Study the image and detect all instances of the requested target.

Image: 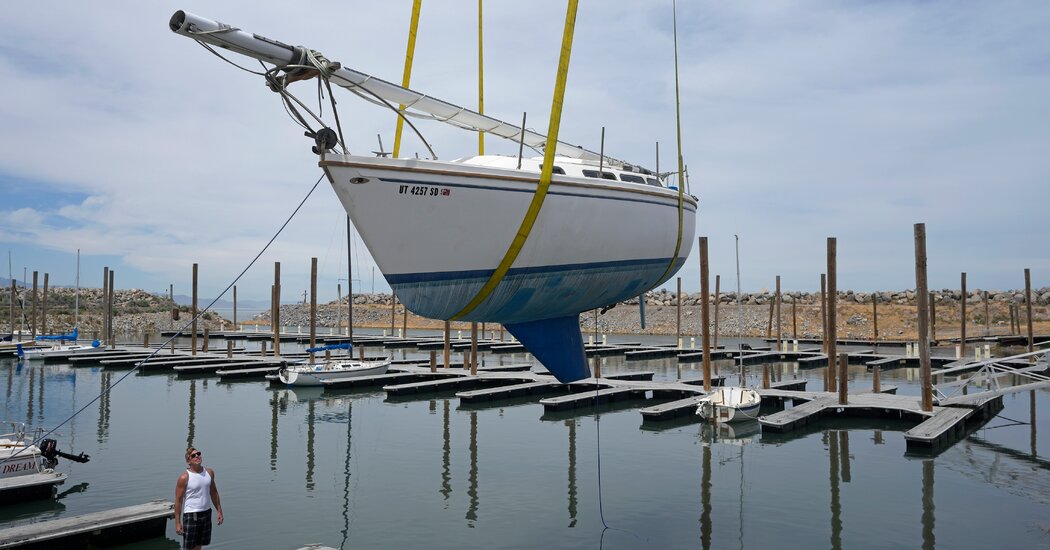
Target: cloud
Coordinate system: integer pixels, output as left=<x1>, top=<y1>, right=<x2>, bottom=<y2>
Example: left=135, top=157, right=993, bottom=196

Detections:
left=1, top=1, right=1048, bottom=300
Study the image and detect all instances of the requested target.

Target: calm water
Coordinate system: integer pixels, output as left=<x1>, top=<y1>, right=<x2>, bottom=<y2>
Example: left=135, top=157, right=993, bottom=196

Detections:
left=2, top=333, right=1048, bottom=549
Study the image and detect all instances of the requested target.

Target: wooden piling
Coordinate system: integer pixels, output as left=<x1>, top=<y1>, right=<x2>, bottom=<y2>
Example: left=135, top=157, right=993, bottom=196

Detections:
left=202, top=328, right=209, bottom=353
left=41, top=273, right=48, bottom=336
left=30, top=271, right=37, bottom=340
left=676, top=277, right=682, bottom=348
left=227, top=340, right=233, bottom=359
left=430, top=350, right=437, bottom=373
left=443, top=320, right=451, bottom=368
left=873, top=366, right=881, bottom=393
left=820, top=274, right=827, bottom=354
left=402, top=305, right=408, bottom=338
left=102, top=267, right=108, bottom=345
left=143, top=332, right=149, bottom=348
left=713, top=275, right=720, bottom=350
left=309, top=257, right=317, bottom=365
left=191, top=264, right=198, bottom=357
left=107, top=269, right=115, bottom=348
left=699, top=237, right=712, bottom=392
left=838, top=353, right=848, bottom=405
left=595, top=354, right=602, bottom=379
left=261, top=340, right=268, bottom=357
left=872, top=292, right=879, bottom=342
left=792, top=298, right=797, bottom=340
left=983, top=290, right=990, bottom=337
left=959, top=272, right=967, bottom=359
left=1025, top=268, right=1035, bottom=358
left=766, top=295, right=774, bottom=338
left=762, top=365, right=770, bottom=389
left=827, top=239, right=838, bottom=393
left=273, top=262, right=281, bottom=357
left=914, top=223, right=933, bottom=412
left=929, top=292, right=937, bottom=341
left=8, top=280, right=15, bottom=338
left=470, top=322, right=478, bottom=376
left=775, top=275, right=782, bottom=351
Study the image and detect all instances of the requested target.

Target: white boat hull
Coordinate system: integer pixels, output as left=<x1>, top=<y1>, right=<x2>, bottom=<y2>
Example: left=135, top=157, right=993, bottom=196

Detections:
left=278, top=360, right=391, bottom=387
left=696, top=387, right=762, bottom=423
left=322, top=155, right=696, bottom=324
left=20, top=343, right=99, bottom=361
left=0, top=441, right=44, bottom=479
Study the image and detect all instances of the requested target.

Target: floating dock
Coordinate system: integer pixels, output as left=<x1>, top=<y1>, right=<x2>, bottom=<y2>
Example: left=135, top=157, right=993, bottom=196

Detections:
left=0, top=472, right=66, bottom=503
left=0, top=500, right=173, bottom=549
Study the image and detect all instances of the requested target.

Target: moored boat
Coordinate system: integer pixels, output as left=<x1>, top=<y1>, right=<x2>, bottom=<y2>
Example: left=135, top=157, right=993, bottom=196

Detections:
left=278, top=359, right=391, bottom=387
left=695, top=387, right=762, bottom=423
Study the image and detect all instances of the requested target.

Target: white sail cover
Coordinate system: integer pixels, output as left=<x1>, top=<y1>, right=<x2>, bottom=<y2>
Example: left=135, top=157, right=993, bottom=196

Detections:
left=169, top=11, right=623, bottom=165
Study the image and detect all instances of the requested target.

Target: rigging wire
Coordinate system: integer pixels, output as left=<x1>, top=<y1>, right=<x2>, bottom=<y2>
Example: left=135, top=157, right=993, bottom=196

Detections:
left=1, top=174, right=326, bottom=466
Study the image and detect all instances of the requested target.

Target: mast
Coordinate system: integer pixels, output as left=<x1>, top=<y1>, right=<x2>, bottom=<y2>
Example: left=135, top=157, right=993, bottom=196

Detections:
left=75, top=249, right=80, bottom=329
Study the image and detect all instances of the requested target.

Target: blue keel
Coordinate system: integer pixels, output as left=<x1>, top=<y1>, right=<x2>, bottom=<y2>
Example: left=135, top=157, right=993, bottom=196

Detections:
left=504, top=314, right=589, bottom=383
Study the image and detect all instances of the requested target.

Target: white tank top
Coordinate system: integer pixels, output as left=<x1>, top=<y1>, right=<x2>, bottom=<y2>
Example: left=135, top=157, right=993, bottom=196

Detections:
left=183, top=467, right=213, bottom=513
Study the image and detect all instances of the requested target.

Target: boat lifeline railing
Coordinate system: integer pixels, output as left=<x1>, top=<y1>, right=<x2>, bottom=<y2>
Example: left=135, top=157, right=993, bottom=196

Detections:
left=169, top=11, right=631, bottom=168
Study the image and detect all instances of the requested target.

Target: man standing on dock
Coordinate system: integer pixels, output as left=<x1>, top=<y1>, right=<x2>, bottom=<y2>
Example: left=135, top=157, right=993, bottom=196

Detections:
left=174, top=447, right=224, bottom=549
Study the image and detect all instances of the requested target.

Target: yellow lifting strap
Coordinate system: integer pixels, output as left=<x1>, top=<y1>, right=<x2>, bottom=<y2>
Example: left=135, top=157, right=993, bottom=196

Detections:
left=451, top=0, right=579, bottom=320
left=655, top=0, right=686, bottom=285
left=392, top=0, right=423, bottom=159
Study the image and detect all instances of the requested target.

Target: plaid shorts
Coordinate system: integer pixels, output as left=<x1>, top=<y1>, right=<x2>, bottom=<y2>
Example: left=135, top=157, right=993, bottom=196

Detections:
left=182, top=509, right=212, bottom=548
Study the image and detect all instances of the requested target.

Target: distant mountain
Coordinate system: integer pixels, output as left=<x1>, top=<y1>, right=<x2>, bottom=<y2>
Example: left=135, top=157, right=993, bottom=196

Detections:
left=1, top=277, right=76, bottom=289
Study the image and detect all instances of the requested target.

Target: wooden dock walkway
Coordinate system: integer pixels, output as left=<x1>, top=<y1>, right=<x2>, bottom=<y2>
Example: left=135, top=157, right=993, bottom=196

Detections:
left=0, top=500, right=173, bottom=549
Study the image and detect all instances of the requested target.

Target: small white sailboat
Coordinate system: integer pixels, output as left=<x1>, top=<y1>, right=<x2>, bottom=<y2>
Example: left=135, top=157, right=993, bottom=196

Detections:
left=17, top=251, right=99, bottom=361
left=277, top=343, right=391, bottom=387
left=695, top=387, right=762, bottom=423
left=16, top=329, right=100, bottom=361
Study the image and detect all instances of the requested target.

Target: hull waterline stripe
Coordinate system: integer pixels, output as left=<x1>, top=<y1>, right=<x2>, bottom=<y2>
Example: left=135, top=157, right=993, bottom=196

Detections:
left=451, top=0, right=579, bottom=320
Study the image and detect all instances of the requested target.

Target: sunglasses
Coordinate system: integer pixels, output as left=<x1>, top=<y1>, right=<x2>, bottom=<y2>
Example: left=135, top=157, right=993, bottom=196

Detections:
left=190, top=452, right=202, bottom=458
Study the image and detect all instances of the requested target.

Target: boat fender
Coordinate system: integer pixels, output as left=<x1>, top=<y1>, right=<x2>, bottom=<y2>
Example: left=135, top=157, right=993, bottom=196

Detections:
left=91, top=340, right=101, bottom=348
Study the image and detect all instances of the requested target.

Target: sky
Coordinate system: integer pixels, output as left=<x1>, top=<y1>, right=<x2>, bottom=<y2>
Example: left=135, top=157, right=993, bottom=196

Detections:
left=1, top=1, right=1048, bottom=304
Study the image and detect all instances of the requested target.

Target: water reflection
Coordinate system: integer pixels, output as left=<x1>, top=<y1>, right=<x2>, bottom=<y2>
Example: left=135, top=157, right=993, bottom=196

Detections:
left=306, top=400, right=315, bottom=491
left=922, top=459, right=935, bottom=550
left=466, top=411, right=478, bottom=524
left=269, top=390, right=279, bottom=471
left=186, top=380, right=196, bottom=449
left=339, top=401, right=353, bottom=550
left=828, top=431, right=842, bottom=550
left=97, top=372, right=111, bottom=444
left=441, top=399, right=451, bottom=503
left=566, top=419, right=577, bottom=528
left=1032, top=391, right=1038, bottom=458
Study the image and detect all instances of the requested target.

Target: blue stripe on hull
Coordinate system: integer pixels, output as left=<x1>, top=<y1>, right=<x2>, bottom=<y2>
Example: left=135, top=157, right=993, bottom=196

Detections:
left=390, top=257, right=687, bottom=324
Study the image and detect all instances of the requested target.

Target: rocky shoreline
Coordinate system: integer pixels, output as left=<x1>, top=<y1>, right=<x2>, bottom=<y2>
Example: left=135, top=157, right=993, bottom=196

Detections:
left=5, top=286, right=1048, bottom=340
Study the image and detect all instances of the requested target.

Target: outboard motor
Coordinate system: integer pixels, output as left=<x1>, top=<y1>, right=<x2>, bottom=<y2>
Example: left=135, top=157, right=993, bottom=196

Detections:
left=39, top=438, right=91, bottom=469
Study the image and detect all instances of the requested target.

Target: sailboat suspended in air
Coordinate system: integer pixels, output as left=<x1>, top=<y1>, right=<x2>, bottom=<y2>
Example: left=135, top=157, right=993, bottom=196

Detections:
left=169, top=10, right=697, bottom=382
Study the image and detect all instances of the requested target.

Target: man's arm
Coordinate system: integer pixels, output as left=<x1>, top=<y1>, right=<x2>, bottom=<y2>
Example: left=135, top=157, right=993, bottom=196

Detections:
left=174, top=472, right=188, bottom=534
left=208, top=468, right=223, bottom=525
